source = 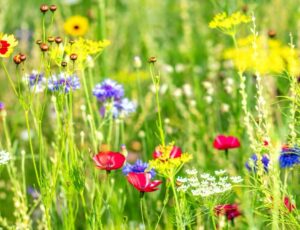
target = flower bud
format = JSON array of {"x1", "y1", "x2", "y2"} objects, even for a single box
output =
[
  {"x1": 19, "y1": 53, "x2": 26, "y2": 61},
  {"x1": 55, "y1": 37, "x2": 63, "y2": 44},
  {"x1": 268, "y1": 30, "x2": 276, "y2": 38},
  {"x1": 61, "y1": 61, "x2": 67, "y2": 67},
  {"x1": 70, "y1": 53, "x2": 78, "y2": 61},
  {"x1": 40, "y1": 43, "x2": 49, "y2": 52},
  {"x1": 13, "y1": 55, "x2": 22, "y2": 65},
  {"x1": 47, "y1": 36, "x2": 55, "y2": 43},
  {"x1": 49, "y1": 5, "x2": 57, "y2": 12},
  {"x1": 36, "y1": 39, "x2": 42, "y2": 45},
  {"x1": 148, "y1": 56, "x2": 157, "y2": 63},
  {"x1": 40, "y1": 4, "x2": 49, "y2": 13}
]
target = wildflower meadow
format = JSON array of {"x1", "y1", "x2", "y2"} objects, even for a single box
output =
[{"x1": 1, "y1": 0, "x2": 300, "y2": 229}]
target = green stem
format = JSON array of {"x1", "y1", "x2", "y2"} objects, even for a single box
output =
[{"x1": 149, "y1": 63, "x2": 165, "y2": 146}]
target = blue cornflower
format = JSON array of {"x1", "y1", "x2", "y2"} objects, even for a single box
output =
[
  {"x1": 245, "y1": 154, "x2": 269, "y2": 172},
  {"x1": 93, "y1": 79, "x2": 124, "y2": 102},
  {"x1": 279, "y1": 146, "x2": 300, "y2": 168},
  {"x1": 0, "y1": 102, "x2": 4, "y2": 111},
  {"x1": 27, "y1": 186, "x2": 40, "y2": 199},
  {"x1": 48, "y1": 73, "x2": 80, "y2": 93},
  {"x1": 122, "y1": 159, "x2": 156, "y2": 178},
  {"x1": 100, "y1": 98, "x2": 136, "y2": 118},
  {"x1": 23, "y1": 71, "x2": 46, "y2": 93}
]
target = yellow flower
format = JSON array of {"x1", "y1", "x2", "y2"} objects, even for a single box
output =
[
  {"x1": 224, "y1": 35, "x2": 300, "y2": 75},
  {"x1": 64, "y1": 38, "x2": 110, "y2": 67},
  {"x1": 0, "y1": 34, "x2": 18, "y2": 58},
  {"x1": 149, "y1": 143, "x2": 192, "y2": 177},
  {"x1": 209, "y1": 12, "x2": 250, "y2": 34},
  {"x1": 64, "y1": 15, "x2": 89, "y2": 37}
]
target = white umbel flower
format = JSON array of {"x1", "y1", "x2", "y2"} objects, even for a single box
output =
[{"x1": 0, "y1": 150, "x2": 11, "y2": 165}]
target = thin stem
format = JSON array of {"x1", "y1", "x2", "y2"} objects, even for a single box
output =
[
  {"x1": 170, "y1": 176, "x2": 183, "y2": 228},
  {"x1": 140, "y1": 197, "x2": 145, "y2": 229},
  {"x1": 149, "y1": 63, "x2": 165, "y2": 146}
]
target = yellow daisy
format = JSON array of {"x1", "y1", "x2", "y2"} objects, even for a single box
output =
[
  {"x1": 64, "y1": 15, "x2": 89, "y2": 37},
  {"x1": 0, "y1": 33, "x2": 18, "y2": 58}
]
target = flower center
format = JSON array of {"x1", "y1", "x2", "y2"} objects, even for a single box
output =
[{"x1": 74, "y1": 25, "x2": 80, "y2": 30}]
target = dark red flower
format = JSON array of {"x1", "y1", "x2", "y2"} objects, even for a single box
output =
[
  {"x1": 284, "y1": 196, "x2": 296, "y2": 212},
  {"x1": 127, "y1": 172, "x2": 162, "y2": 192},
  {"x1": 215, "y1": 204, "x2": 241, "y2": 220},
  {"x1": 153, "y1": 146, "x2": 182, "y2": 159},
  {"x1": 93, "y1": 151, "x2": 125, "y2": 171},
  {"x1": 213, "y1": 135, "x2": 240, "y2": 150}
]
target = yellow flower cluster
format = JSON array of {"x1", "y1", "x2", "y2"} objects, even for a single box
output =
[
  {"x1": 209, "y1": 12, "x2": 251, "y2": 34},
  {"x1": 224, "y1": 35, "x2": 300, "y2": 75},
  {"x1": 65, "y1": 38, "x2": 111, "y2": 67},
  {"x1": 49, "y1": 38, "x2": 110, "y2": 69},
  {"x1": 149, "y1": 143, "x2": 192, "y2": 177}
]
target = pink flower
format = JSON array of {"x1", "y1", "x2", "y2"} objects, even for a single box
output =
[
  {"x1": 93, "y1": 151, "x2": 125, "y2": 172},
  {"x1": 284, "y1": 196, "x2": 296, "y2": 212},
  {"x1": 213, "y1": 135, "x2": 240, "y2": 150},
  {"x1": 127, "y1": 172, "x2": 162, "y2": 193},
  {"x1": 153, "y1": 146, "x2": 182, "y2": 159},
  {"x1": 215, "y1": 204, "x2": 241, "y2": 220}
]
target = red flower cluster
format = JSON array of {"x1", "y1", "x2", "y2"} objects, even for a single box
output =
[
  {"x1": 213, "y1": 135, "x2": 240, "y2": 150},
  {"x1": 215, "y1": 204, "x2": 241, "y2": 221},
  {"x1": 93, "y1": 151, "x2": 125, "y2": 172},
  {"x1": 152, "y1": 145, "x2": 182, "y2": 159},
  {"x1": 127, "y1": 172, "x2": 162, "y2": 193}
]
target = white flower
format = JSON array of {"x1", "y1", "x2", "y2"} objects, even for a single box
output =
[
  {"x1": 183, "y1": 84, "x2": 193, "y2": 97},
  {"x1": 200, "y1": 173, "x2": 210, "y2": 179},
  {"x1": 230, "y1": 176, "x2": 243, "y2": 183},
  {"x1": 0, "y1": 150, "x2": 11, "y2": 165},
  {"x1": 177, "y1": 176, "x2": 188, "y2": 183},
  {"x1": 215, "y1": 169, "x2": 227, "y2": 175},
  {"x1": 133, "y1": 56, "x2": 142, "y2": 69},
  {"x1": 186, "y1": 168, "x2": 198, "y2": 175}
]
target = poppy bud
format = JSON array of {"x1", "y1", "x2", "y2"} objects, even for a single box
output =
[
  {"x1": 40, "y1": 4, "x2": 49, "y2": 13},
  {"x1": 36, "y1": 39, "x2": 42, "y2": 45},
  {"x1": 13, "y1": 55, "x2": 22, "y2": 65},
  {"x1": 268, "y1": 30, "x2": 276, "y2": 38},
  {"x1": 70, "y1": 53, "x2": 78, "y2": 61},
  {"x1": 55, "y1": 37, "x2": 63, "y2": 44},
  {"x1": 148, "y1": 56, "x2": 157, "y2": 63},
  {"x1": 40, "y1": 43, "x2": 49, "y2": 52},
  {"x1": 19, "y1": 53, "x2": 26, "y2": 61},
  {"x1": 61, "y1": 61, "x2": 67, "y2": 67},
  {"x1": 49, "y1": 5, "x2": 57, "y2": 12},
  {"x1": 48, "y1": 36, "x2": 55, "y2": 43}
]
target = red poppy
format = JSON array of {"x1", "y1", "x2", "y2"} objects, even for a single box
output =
[
  {"x1": 284, "y1": 196, "x2": 296, "y2": 212},
  {"x1": 213, "y1": 135, "x2": 240, "y2": 150},
  {"x1": 93, "y1": 151, "x2": 125, "y2": 171},
  {"x1": 127, "y1": 172, "x2": 162, "y2": 193},
  {"x1": 215, "y1": 204, "x2": 241, "y2": 220},
  {"x1": 153, "y1": 146, "x2": 182, "y2": 159}
]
